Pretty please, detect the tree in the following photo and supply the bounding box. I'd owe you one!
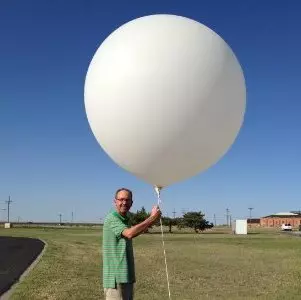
[161,217,181,233]
[128,207,150,232]
[181,211,213,232]
[135,206,150,224]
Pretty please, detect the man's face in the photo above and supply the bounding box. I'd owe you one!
[114,190,133,216]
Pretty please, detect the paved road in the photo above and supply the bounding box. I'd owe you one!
[0,236,44,296]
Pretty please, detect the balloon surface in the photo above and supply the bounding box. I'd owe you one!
[84,14,246,187]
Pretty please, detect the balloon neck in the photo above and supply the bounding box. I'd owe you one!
[154,185,163,199]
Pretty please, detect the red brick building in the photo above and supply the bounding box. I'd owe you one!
[246,218,261,227]
[260,212,301,228]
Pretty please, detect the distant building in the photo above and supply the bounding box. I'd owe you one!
[246,218,261,227]
[260,212,301,228]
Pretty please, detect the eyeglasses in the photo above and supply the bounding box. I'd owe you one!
[115,198,132,203]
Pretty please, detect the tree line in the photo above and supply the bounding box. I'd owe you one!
[128,207,214,233]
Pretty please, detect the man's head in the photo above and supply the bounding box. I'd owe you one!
[114,188,133,216]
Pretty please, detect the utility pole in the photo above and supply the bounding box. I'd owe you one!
[5,196,12,223]
[248,207,254,227]
[172,208,176,219]
[71,211,74,224]
[213,214,217,226]
[59,213,62,224]
[226,208,230,227]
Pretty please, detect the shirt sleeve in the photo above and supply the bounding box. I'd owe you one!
[108,216,127,239]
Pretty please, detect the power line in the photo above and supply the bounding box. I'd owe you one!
[226,208,230,227]
[248,207,254,227]
[5,196,12,223]
[248,207,254,219]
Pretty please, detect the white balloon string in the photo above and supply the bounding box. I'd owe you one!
[154,186,171,300]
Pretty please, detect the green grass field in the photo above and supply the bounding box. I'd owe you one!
[1,226,301,300]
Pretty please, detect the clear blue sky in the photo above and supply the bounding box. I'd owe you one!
[1,1,299,224]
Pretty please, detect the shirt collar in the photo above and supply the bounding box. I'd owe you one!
[112,210,129,222]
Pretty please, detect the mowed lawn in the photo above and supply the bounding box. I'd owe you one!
[1,226,301,300]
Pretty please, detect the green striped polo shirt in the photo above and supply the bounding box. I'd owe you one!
[102,210,136,288]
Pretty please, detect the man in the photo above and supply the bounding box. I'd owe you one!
[102,188,161,300]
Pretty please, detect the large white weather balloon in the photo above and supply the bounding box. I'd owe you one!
[84,14,246,188]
